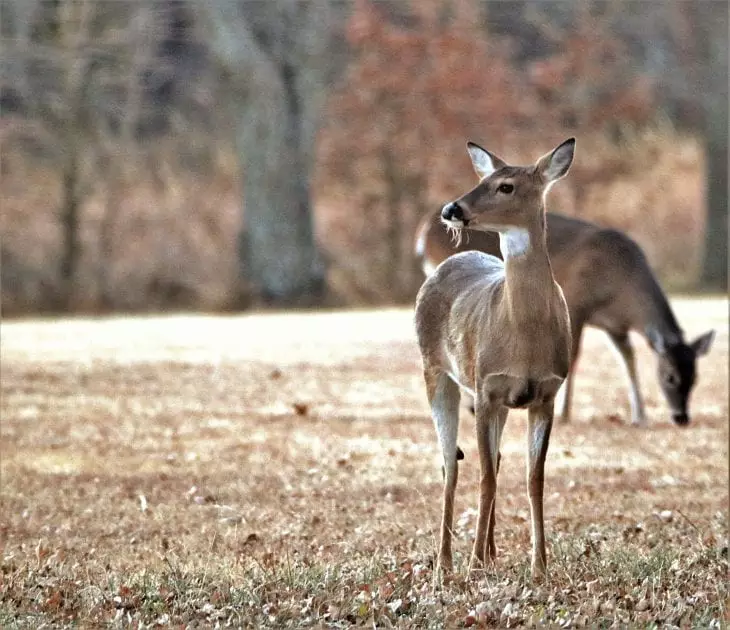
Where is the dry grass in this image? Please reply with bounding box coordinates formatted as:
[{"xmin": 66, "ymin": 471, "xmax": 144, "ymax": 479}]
[{"xmin": 1, "ymin": 299, "xmax": 728, "ymax": 628}]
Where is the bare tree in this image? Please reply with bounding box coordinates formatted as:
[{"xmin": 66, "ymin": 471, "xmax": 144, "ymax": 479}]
[
  {"xmin": 94, "ymin": 5, "xmax": 157, "ymax": 309},
  {"xmin": 201, "ymin": 0, "xmax": 349, "ymax": 305},
  {"xmin": 696, "ymin": 2, "xmax": 728, "ymax": 290},
  {"xmin": 2, "ymin": 0, "xmax": 128, "ymax": 310},
  {"xmin": 3, "ymin": 0, "xmax": 98, "ymax": 309}
]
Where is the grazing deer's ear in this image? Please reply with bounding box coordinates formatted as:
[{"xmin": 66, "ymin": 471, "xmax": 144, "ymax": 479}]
[
  {"xmin": 690, "ymin": 330, "xmax": 715, "ymax": 357},
  {"xmin": 536, "ymin": 138, "xmax": 575, "ymax": 182},
  {"xmin": 645, "ymin": 326, "xmax": 666, "ymax": 354},
  {"xmin": 467, "ymin": 142, "xmax": 506, "ymax": 179}
]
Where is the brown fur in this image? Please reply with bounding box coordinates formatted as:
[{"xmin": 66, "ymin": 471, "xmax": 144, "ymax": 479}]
[
  {"xmin": 414, "ymin": 139, "xmax": 575, "ymax": 580},
  {"xmin": 415, "ymin": 208, "xmax": 715, "ymax": 425}
]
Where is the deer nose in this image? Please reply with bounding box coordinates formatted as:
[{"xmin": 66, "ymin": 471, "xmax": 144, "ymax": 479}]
[
  {"xmin": 672, "ymin": 412, "xmax": 689, "ymax": 426},
  {"xmin": 441, "ymin": 202, "xmax": 464, "ymax": 223}
]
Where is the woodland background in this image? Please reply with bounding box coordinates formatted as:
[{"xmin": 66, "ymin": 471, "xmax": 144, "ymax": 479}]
[{"xmin": 1, "ymin": 0, "xmax": 728, "ymax": 314}]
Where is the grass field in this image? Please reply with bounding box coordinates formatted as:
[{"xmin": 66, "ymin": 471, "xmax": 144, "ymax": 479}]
[{"xmin": 1, "ymin": 298, "xmax": 728, "ymax": 628}]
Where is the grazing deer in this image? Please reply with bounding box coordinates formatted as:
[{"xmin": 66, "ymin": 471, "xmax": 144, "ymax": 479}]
[
  {"xmin": 415, "ymin": 208, "xmax": 715, "ymax": 427},
  {"xmin": 415, "ymin": 138, "xmax": 575, "ymax": 579}
]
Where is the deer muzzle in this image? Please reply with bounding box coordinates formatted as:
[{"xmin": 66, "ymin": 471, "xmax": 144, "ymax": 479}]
[{"xmin": 441, "ymin": 202, "xmax": 469, "ymax": 226}]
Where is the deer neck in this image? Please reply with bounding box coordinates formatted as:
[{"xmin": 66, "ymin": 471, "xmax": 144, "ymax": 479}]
[
  {"xmin": 633, "ymin": 274, "xmax": 684, "ymax": 347},
  {"xmin": 498, "ymin": 216, "xmax": 555, "ymax": 315}
]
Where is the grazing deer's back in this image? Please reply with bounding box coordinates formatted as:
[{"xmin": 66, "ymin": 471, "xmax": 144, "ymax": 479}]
[{"xmin": 546, "ymin": 225, "xmax": 656, "ymax": 324}]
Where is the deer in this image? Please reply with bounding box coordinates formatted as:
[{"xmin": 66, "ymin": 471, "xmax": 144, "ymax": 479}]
[
  {"xmin": 415, "ymin": 202, "xmax": 715, "ymax": 427},
  {"xmin": 415, "ymin": 138, "xmax": 575, "ymax": 579}
]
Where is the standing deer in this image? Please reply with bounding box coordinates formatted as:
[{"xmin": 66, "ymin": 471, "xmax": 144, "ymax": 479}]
[
  {"xmin": 415, "ymin": 138, "xmax": 575, "ymax": 578},
  {"xmin": 415, "ymin": 208, "xmax": 715, "ymax": 427}
]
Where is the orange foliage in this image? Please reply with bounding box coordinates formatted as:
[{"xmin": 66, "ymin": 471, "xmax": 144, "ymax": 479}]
[{"xmin": 316, "ymin": 0, "xmax": 664, "ymax": 303}]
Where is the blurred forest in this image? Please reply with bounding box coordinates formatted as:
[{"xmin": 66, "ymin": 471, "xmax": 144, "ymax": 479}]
[{"xmin": 0, "ymin": 0, "xmax": 727, "ymax": 314}]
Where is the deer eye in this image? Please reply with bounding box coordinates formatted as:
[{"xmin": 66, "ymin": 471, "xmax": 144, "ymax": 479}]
[{"xmin": 497, "ymin": 183, "xmax": 514, "ymax": 194}]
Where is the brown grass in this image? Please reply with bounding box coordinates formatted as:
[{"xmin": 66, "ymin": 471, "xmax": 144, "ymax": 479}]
[{"xmin": 1, "ymin": 299, "xmax": 728, "ymax": 628}]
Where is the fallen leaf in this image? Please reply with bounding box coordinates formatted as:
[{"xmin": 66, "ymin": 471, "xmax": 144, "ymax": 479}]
[
  {"xmin": 243, "ymin": 532, "xmax": 259, "ymax": 545},
  {"xmin": 293, "ymin": 402, "xmax": 309, "ymax": 416}
]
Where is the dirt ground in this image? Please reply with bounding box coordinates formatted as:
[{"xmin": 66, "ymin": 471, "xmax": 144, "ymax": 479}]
[{"xmin": 1, "ymin": 298, "xmax": 728, "ymax": 628}]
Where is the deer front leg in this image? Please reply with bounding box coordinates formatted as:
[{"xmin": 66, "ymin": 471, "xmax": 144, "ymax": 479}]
[
  {"xmin": 427, "ymin": 371, "xmax": 461, "ymax": 575},
  {"xmin": 486, "ymin": 451, "xmax": 501, "ymax": 560},
  {"xmin": 527, "ymin": 402, "xmax": 554, "ymax": 580},
  {"xmin": 606, "ymin": 331, "xmax": 646, "ymax": 426},
  {"xmin": 470, "ymin": 400, "xmax": 507, "ymax": 572}
]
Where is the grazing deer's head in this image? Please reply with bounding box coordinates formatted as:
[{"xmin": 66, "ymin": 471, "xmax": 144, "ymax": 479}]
[
  {"xmin": 440, "ymin": 138, "xmax": 575, "ymax": 235},
  {"xmin": 647, "ymin": 328, "xmax": 715, "ymax": 425}
]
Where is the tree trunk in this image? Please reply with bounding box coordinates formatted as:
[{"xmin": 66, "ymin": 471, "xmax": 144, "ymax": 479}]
[
  {"xmin": 202, "ymin": 0, "xmax": 349, "ymax": 306},
  {"xmin": 699, "ymin": 3, "xmax": 729, "ymax": 290},
  {"xmin": 702, "ymin": 121, "xmax": 729, "ymax": 290},
  {"xmin": 59, "ymin": 154, "xmax": 81, "ymax": 310},
  {"xmin": 234, "ymin": 65, "xmax": 325, "ymax": 304},
  {"xmin": 382, "ymin": 145, "xmax": 402, "ymax": 297}
]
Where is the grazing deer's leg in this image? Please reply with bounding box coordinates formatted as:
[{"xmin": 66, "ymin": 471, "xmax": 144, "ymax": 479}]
[
  {"xmin": 554, "ymin": 376, "xmax": 568, "ymax": 422},
  {"xmin": 606, "ymin": 331, "xmax": 646, "ymax": 426},
  {"xmin": 426, "ymin": 370, "xmax": 461, "ymax": 574},
  {"xmin": 526, "ymin": 403, "xmax": 554, "ymax": 580},
  {"xmin": 556, "ymin": 318, "xmax": 584, "ymax": 423},
  {"xmin": 471, "ymin": 399, "xmax": 507, "ymax": 571}
]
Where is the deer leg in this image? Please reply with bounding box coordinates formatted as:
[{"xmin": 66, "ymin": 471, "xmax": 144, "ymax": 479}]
[
  {"xmin": 470, "ymin": 399, "xmax": 507, "ymax": 572},
  {"xmin": 527, "ymin": 402, "xmax": 554, "ymax": 580},
  {"xmin": 426, "ymin": 371, "xmax": 461, "ymax": 574},
  {"xmin": 606, "ymin": 331, "xmax": 646, "ymax": 426},
  {"xmin": 556, "ymin": 319, "xmax": 584, "ymax": 423},
  {"xmin": 486, "ymin": 449, "xmax": 502, "ymax": 561}
]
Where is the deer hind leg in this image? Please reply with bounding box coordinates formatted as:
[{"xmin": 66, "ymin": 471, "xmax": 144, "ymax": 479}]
[
  {"xmin": 426, "ymin": 370, "xmax": 461, "ymax": 574},
  {"xmin": 606, "ymin": 331, "xmax": 646, "ymax": 426},
  {"xmin": 556, "ymin": 318, "xmax": 584, "ymax": 423},
  {"xmin": 527, "ymin": 402, "xmax": 554, "ymax": 580},
  {"xmin": 470, "ymin": 400, "xmax": 507, "ymax": 572}
]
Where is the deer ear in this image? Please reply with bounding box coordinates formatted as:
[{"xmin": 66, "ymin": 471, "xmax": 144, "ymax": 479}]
[
  {"xmin": 690, "ymin": 330, "xmax": 715, "ymax": 357},
  {"xmin": 536, "ymin": 137, "xmax": 575, "ymax": 182},
  {"xmin": 467, "ymin": 142, "xmax": 506, "ymax": 179}
]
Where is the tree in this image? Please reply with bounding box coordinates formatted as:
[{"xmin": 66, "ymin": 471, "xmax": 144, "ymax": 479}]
[
  {"xmin": 319, "ymin": 0, "xmax": 661, "ymax": 302},
  {"xmin": 696, "ymin": 2, "xmax": 729, "ymax": 290},
  {"xmin": 1, "ymin": 0, "xmax": 97, "ymax": 310},
  {"xmin": 201, "ymin": 1, "xmax": 350, "ymax": 305},
  {"xmin": 1, "ymin": 0, "xmax": 167, "ymax": 311},
  {"xmin": 94, "ymin": 4, "xmax": 157, "ymax": 309},
  {"xmin": 320, "ymin": 0, "xmax": 522, "ymax": 302}
]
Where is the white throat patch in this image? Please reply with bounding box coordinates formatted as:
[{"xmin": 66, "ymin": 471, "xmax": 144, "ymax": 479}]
[{"xmin": 499, "ymin": 228, "xmax": 531, "ymax": 259}]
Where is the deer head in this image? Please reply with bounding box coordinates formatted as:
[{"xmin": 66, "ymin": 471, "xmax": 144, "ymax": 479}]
[
  {"xmin": 440, "ymin": 138, "xmax": 576, "ymax": 235},
  {"xmin": 647, "ymin": 328, "xmax": 716, "ymax": 425}
]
